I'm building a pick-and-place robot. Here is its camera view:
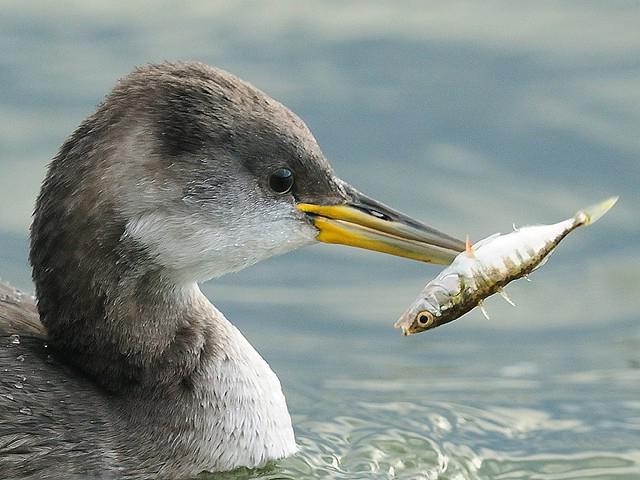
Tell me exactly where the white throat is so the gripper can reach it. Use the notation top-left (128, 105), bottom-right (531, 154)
top-left (122, 199), bottom-right (317, 283)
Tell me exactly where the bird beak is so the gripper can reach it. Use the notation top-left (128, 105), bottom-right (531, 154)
top-left (297, 185), bottom-right (465, 265)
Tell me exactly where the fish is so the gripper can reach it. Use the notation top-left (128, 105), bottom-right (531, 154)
top-left (395, 197), bottom-right (618, 336)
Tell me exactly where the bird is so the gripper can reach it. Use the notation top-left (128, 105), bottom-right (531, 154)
top-left (0, 62), bottom-right (465, 479)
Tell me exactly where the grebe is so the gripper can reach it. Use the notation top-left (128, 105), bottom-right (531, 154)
top-left (0, 62), bottom-right (464, 479)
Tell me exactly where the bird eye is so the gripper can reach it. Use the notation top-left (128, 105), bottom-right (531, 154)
top-left (416, 310), bottom-right (434, 327)
top-left (269, 168), bottom-right (294, 194)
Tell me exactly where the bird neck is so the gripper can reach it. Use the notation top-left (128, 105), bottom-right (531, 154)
top-left (37, 253), bottom-right (206, 391)
top-left (34, 241), bottom-right (251, 394)
top-left (35, 259), bottom-right (298, 471)
top-left (112, 284), bottom-right (297, 473)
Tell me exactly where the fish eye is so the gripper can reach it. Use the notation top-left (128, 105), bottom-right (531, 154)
top-left (416, 310), bottom-right (434, 328)
top-left (269, 168), bottom-right (294, 194)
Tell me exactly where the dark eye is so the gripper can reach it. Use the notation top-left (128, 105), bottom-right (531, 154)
top-left (417, 311), bottom-right (434, 327)
top-left (269, 168), bottom-right (294, 194)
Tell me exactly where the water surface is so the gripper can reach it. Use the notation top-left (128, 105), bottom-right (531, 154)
top-left (1, 2), bottom-right (639, 479)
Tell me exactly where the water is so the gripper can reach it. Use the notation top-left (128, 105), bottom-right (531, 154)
top-left (1, 2), bottom-right (639, 479)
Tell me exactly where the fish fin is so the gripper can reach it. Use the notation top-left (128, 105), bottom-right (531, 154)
top-left (498, 288), bottom-right (516, 306)
top-left (465, 234), bottom-right (475, 258)
top-left (512, 223), bottom-right (519, 231)
top-left (478, 300), bottom-right (491, 320)
top-left (523, 274), bottom-right (532, 282)
top-left (575, 196), bottom-right (618, 226)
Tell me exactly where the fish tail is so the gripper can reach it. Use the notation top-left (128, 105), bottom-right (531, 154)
top-left (575, 196), bottom-right (619, 226)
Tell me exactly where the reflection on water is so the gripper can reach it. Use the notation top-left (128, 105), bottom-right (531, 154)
top-left (1, 1), bottom-right (640, 479)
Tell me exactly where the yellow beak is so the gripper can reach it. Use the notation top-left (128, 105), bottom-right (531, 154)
top-left (297, 194), bottom-right (464, 265)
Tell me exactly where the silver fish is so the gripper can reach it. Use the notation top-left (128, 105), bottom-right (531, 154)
top-left (395, 197), bottom-right (618, 335)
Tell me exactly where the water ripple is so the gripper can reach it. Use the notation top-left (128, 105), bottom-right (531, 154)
top-left (204, 393), bottom-right (640, 479)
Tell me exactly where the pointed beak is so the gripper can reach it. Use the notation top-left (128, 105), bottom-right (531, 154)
top-left (297, 185), bottom-right (464, 265)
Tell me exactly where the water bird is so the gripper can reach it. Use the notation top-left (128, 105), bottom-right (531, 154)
top-left (0, 62), bottom-right (464, 479)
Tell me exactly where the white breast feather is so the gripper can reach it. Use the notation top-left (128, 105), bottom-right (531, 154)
top-left (162, 305), bottom-right (297, 477)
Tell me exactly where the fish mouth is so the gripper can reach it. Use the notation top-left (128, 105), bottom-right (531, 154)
top-left (297, 184), bottom-right (465, 265)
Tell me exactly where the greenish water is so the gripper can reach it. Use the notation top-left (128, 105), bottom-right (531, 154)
top-left (1, 2), bottom-right (639, 479)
